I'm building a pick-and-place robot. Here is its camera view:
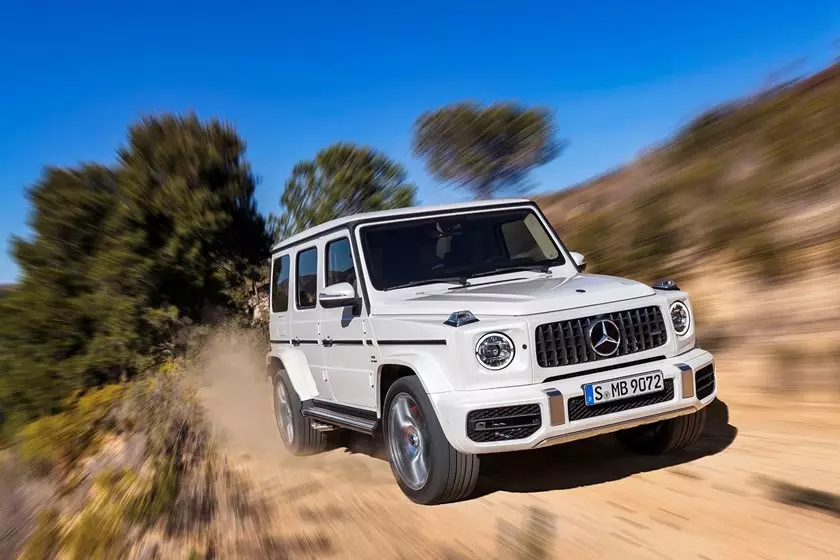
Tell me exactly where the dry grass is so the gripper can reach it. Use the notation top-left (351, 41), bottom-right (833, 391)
top-left (10, 328), bottom-right (333, 559)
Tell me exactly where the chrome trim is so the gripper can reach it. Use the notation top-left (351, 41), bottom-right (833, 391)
top-left (533, 405), bottom-right (700, 449)
top-left (588, 319), bottom-right (621, 357)
top-left (676, 363), bottom-right (695, 399)
top-left (543, 388), bottom-right (566, 426)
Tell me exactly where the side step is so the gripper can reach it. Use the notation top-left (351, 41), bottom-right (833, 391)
top-left (301, 401), bottom-right (378, 435)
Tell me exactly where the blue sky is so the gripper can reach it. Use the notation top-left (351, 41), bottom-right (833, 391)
top-left (2, 1), bottom-right (839, 282)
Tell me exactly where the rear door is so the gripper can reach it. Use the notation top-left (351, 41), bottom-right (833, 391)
top-left (291, 244), bottom-right (333, 401)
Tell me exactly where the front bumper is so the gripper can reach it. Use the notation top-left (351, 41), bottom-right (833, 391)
top-left (430, 347), bottom-right (715, 455)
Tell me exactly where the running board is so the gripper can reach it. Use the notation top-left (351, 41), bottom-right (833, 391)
top-left (301, 402), bottom-right (378, 435)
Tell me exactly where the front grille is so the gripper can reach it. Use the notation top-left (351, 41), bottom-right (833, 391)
top-left (567, 379), bottom-right (674, 421)
top-left (535, 306), bottom-right (668, 368)
top-left (695, 364), bottom-right (715, 400)
top-left (466, 404), bottom-right (542, 442)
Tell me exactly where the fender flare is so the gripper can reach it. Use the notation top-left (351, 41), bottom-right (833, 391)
top-left (376, 353), bottom-right (452, 414)
top-left (266, 346), bottom-right (319, 401)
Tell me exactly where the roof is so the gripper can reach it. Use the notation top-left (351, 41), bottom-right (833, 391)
top-left (271, 198), bottom-right (533, 251)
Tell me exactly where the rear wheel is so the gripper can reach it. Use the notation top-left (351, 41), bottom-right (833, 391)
top-left (383, 376), bottom-right (479, 504)
top-left (273, 369), bottom-right (326, 455)
top-left (616, 407), bottom-right (707, 455)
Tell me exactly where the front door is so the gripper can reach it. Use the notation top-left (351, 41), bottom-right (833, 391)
top-left (319, 233), bottom-right (375, 410)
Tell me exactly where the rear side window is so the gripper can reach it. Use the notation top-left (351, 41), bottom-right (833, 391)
top-left (296, 247), bottom-right (318, 309)
top-left (271, 255), bottom-right (290, 313)
top-left (325, 238), bottom-right (356, 287)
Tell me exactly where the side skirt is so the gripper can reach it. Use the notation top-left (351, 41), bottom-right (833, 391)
top-left (301, 399), bottom-right (379, 435)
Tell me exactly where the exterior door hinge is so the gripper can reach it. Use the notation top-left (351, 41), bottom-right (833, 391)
top-left (322, 368), bottom-right (328, 382)
top-left (369, 371), bottom-right (374, 388)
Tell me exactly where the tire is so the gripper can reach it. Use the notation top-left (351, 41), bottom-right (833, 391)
top-left (272, 369), bottom-right (326, 455)
top-left (616, 406), bottom-right (707, 455)
top-left (383, 376), bottom-right (479, 504)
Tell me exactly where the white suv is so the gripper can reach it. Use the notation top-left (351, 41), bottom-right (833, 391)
top-left (266, 199), bottom-right (716, 504)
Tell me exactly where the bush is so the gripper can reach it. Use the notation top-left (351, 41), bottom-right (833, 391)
top-left (17, 384), bottom-right (125, 474)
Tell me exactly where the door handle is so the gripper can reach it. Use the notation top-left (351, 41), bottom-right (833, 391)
top-left (292, 337), bottom-right (301, 347)
top-left (322, 337), bottom-right (333, 347)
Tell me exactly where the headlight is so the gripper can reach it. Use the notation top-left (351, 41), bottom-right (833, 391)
top-left (670, 301), bottom-right (691, 336)
top-left (475, 332), bottom-right (515, 370)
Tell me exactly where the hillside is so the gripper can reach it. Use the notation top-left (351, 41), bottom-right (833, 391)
top-left (0, 284), bottom-right (13, 299)
top-left (542, 62), bottom-right (840, 280)
top-left (538, 61), bottom-right (840, 398)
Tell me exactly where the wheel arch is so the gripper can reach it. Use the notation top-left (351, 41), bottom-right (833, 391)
top-left (376, 354), bottom-right (452, 417)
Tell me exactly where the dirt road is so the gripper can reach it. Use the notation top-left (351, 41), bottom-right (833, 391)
top-left (199, 341), bottom-right (840, 559)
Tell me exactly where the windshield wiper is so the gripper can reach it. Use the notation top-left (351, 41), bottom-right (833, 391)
top-left (383, 276), bottom-right (469, 291)
top-left (468, 263), bottom-right (553, 279)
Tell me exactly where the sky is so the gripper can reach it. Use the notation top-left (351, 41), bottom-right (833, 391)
top-left (1, 1), bottom-right (839, 282)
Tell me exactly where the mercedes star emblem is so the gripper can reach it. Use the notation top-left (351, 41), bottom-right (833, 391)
top-left (589, 319), bottom-right (621, 357)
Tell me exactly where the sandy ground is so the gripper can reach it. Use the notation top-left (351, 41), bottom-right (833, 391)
top-left (198, 342), bottom-right (840, 559)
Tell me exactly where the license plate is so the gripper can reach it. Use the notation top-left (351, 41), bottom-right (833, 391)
top-left (584, 371), bottom-right (665, 406)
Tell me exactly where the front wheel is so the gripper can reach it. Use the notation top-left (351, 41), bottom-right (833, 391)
top-left (616, 407), bottom-right (707, 455)
top-left (383, 376), bottom-right (479, 504)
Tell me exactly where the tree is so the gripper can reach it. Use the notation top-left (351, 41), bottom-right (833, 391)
top-left (273, 143), bottom-right (416, 239)
top-left (0, 165), bottom-right (117, 428)
top-left (86, 114), bottom-right (272, 377)
top-left (412, 102), bottom-right (562, 199)
top-left (0, 114), bottom-right (272, 436)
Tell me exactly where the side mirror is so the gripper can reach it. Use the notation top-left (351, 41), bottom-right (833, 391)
top-left (319, 282), bottom-right (357, 308)
top-left (570, 251), bottom-right (587, 271)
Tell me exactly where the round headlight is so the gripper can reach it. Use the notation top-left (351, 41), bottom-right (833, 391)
top-left (670, 301), bottom-right (691, 336)
top-left (475, 332), bottom-right (515, 370)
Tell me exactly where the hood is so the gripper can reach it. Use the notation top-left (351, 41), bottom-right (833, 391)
top-left (372, 273), bottom-right (656, 317)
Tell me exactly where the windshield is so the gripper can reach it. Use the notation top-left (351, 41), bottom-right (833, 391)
top-left (360, 209), bottom-right (565, 291)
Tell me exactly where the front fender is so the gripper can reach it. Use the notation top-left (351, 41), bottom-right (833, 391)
top-left (266, 346), bottom-right (319, 401)
top-left (376, 353), bottom-right (452, 413)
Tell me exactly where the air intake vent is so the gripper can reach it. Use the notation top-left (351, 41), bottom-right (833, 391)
top-left (466, 404), bottom-right (542, 442)
top-left (535, 306), bottom-right (668, 368)
top-left (695, 364), bottom-right (715, 400)
top-left (567, 379), bottom-right (675, 421)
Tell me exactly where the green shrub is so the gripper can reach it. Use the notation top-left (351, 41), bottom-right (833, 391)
top-left (17, 384), bottom-right (125, 474)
